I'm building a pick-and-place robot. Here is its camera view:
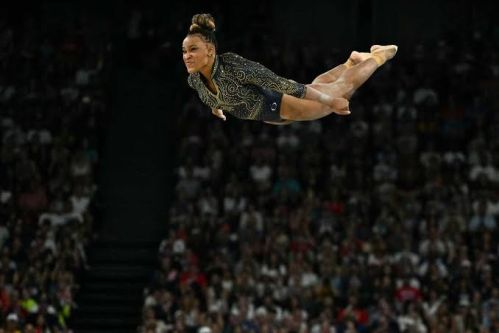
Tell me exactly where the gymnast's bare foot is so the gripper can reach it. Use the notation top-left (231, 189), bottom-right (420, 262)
top-left (330, 97), bottom-right (349, 113)
top-left (370, 45), bottom-right (398, 66)
top-left (349, 51), bottom-right (373, 65)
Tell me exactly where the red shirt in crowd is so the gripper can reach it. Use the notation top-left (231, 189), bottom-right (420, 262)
top-left (395, 285), bottom-right (422, 302)
top-left (337, 307), bottom-right (369, 325)
top-left (180, 267), bottom-right (207, 288)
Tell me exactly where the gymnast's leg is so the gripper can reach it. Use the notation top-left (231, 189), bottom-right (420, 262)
top-left (278, 94), bottom-right (350, 122)
top-left (266, 45), bottom-right (398, 124)
top-left (311, 51), bottom-right (373, 84)
top-left (310, 45), bottom-right (398, 101)
top-left (277, 56), bottom-right (385, 123)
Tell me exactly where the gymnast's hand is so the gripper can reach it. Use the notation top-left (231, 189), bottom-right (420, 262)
top-left (212, 108), bottom-right (226, 121)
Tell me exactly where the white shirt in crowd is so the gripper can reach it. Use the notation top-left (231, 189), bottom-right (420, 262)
top-left (38, 211), bottom-right (83, 227)
top-left (469, 214), bottom-right (496, 232)
top-left (250, 164), bottom-right (272, 183)
top-left (240, 210), bottom-right (264, 232)
top-left (277, 129), bottom-right (300, 149)
top-left (27, 129), bottom-right (52, 144)
top-left (472, 199), bottom-right (499, 216)
top-left (469, 163), bottom-right (499, 182)
top-left (70, 195), bottom-right (90, 215)
top-left (223, 196), bottom-right (247, 214)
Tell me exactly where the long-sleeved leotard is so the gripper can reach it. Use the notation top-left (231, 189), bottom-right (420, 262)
top-left (187, 52), bottom-right (306, 121)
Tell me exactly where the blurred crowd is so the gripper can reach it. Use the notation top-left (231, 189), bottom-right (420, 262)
top-left (141, 24), bottom-right (499, 333)
top-left (3, 3), bottom-right (496, 333)
top-left (0, 11), bottom-right (108, 332)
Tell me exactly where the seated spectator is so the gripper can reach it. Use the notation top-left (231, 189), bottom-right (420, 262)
top-left (469, 199), bottom-right (497, 232)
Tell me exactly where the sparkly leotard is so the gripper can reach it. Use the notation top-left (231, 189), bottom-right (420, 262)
top-left (187, 52), bottom-right (306, 121)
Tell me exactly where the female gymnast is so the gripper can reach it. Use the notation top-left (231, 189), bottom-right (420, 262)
top-left (182, 13), bottom-right (397, 125)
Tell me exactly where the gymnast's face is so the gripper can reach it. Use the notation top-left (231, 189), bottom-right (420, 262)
top-left (182, 35), bottom-right (215, 74)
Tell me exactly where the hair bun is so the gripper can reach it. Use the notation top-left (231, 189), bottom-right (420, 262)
top-left (190, 13), bottom-right (216, 33)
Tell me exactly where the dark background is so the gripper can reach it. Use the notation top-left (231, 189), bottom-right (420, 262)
top-left (1, 0), bottom-right (498, 331)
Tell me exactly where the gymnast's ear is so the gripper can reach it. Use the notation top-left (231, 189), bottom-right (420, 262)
top-left (207, 43), bottom-right (215, 56)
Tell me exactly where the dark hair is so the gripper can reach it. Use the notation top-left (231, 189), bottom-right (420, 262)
top-left (188, 13), bottom-right (217, 49)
